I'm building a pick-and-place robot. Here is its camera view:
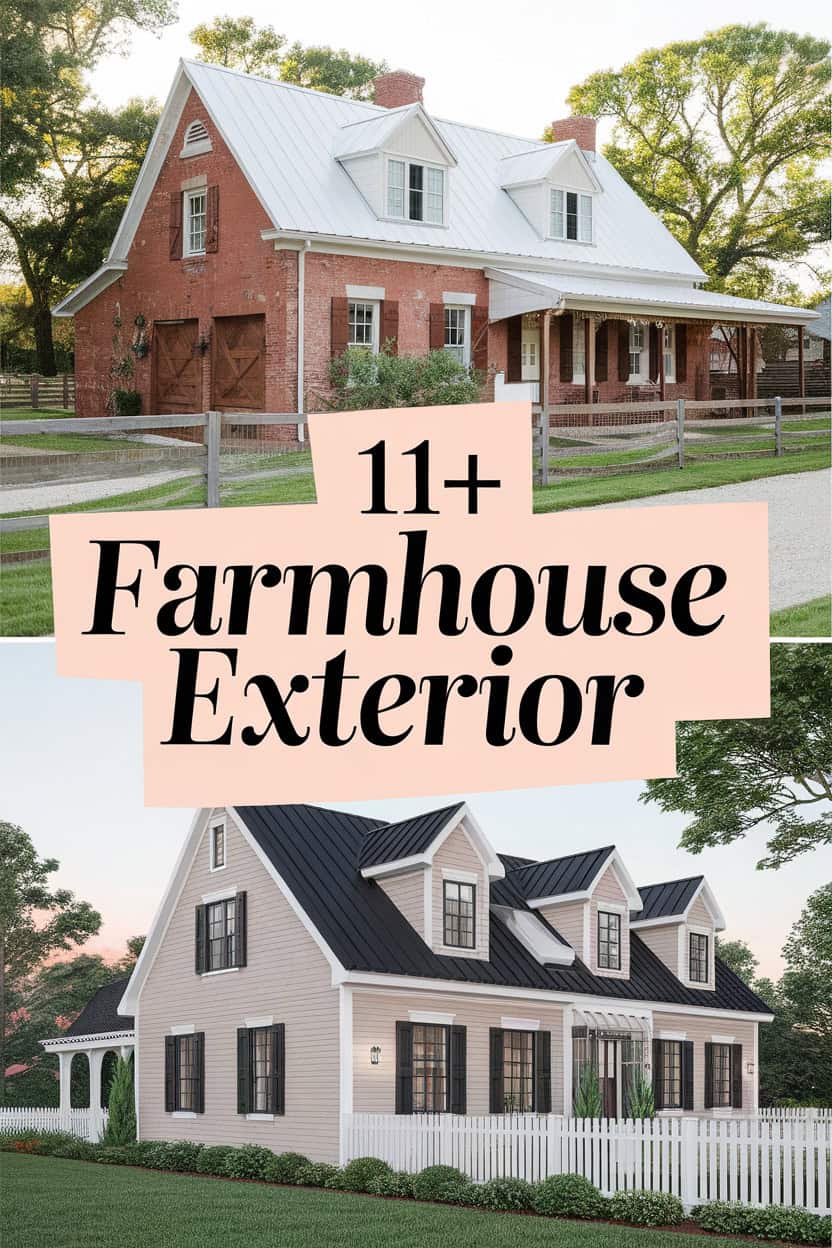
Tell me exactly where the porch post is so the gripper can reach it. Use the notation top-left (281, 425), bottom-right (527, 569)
top-left (583, 317), bottom-right (594, 409)
top-left (659, 323), bottom-right (666, 401)
top-left (58, 1050), bottom-right (73, 1114)
top-left (540, 309), bottom-right (551, 486)
top-left (87, 1048), bottom-right (105, 1140)
top-left (748, 327), bottom-right (757, 400)
top-left (797, 324), bottom-right (806, 412)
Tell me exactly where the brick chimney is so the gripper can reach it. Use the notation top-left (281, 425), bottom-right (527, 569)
top-left (550, 115), bottom-right (597, 152)
top-left (373, 69), bottom-right (425, 109)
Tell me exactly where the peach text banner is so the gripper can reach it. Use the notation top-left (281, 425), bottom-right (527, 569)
top-left (50, 402), bottom-right (770, 806)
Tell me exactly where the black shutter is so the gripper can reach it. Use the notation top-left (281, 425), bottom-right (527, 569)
top-left (535, 1030), bottom-right (552, 1114)
top-left (681, 1040), bottom-right (694, 1111)
top-left (506, 316), bottom-right (522, 383)
top-left (595, 322), bottom-right (608, 382)
top-left (194, 1031), bottom-right (205, 1114)
top-left (235, 891), bottom-right (247, 968)
top-left (164, 1035), bottom-right (176, 1112)
top-left (731, 1044), bottom-right (743, 1109)
top-left (489, 1028), bottom-right (504, 1113)
top-left (395, 1022), bottom-right (413, 1114)
top-left (704, 1042), bottom-right (714, 1110)
top-left (617, 321), bottom-right (630, 382)
top-left (649, 324), bottom-right (660, 383)
top-left (273, 1023), bottom-right (285, 1115)
top-left (205, 185), bottom-right (219, 253)
top-left (652, 1039), bottom-right (664, 1111)
top-left (237, 1027), bottom-right (250, 1114)
top-left (194, 904), bottom-right (207, 974)
top-left (450, 1026), bottom-right (466, 1115)
top-left (676, 324), bottom-right (687, 383)
top-left (559, 313), bottom-right (573, 382)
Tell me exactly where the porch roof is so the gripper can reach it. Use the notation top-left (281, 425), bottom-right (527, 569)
top-left (485, 267), bottom-right (818, 327)
top-left (573, 1008), bottom-right (650, 1035)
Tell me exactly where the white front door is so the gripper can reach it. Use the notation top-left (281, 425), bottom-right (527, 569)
top-left (521, 315), bottom-right (540, 381)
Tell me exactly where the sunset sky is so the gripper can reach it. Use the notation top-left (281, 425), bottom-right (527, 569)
top-left (1, 641), bottom-right (828, 979)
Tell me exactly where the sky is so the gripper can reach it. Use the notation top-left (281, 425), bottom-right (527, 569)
top-left (87, 0), bottom-right (831, 144)
top-left (1, 640), bottom-right (829, 980)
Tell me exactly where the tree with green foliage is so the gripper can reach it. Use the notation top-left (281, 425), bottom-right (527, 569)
top-left (562, 24), bottom-right (830, 288)
top-left (190, 16), bottom-right (385, 100)
top-left (780, 883), bottom-right (831, 1040)
top-left (0, 821), bottom-right (100, 1105)
top-left (641, 645), bottom-right (831, 869)
top-left (104, 1055), bottom-right (136, 1144)
top-left (715, 937), bottom-right (760, 984)
top-left (327, 347), bottom-right (482, 411)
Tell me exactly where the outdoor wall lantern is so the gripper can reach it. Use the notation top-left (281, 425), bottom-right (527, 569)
top-left (746, 1062), bottom-right (755, 1075)
top-left (370, 1045), bottom-right (381, 1066)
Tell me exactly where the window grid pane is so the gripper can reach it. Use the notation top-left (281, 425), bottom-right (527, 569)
top-left (629, 323), bottom-right (644, 377)
top-left (252, 1027), bottom-right (272, 1113)
top-left (444, 306), bottom-right (466, 364)
top-left (573, 319), bottom-right (586, 380)
top-left (566, 191), bottom-right (578, 240)
top-left (412, 1023), bottom-right (447, 1112)
top-left (711, 1043), bottom-right (732, 1107)
top-left (387, 159), bottom-right (405, 217)
top-left (598, 910), bottom-right (621, 970)
top-left (443, 880), bottom-right (475, 948)
top-left (661, 1040), bottom-right (682, 1109)
top-left (212, 825), bottom-right (224, 868)
top-left (550, 189), bottom-right (564, 238)
top-left (663, 325), bottom-right (675, 378)
top-left (348, 301), bottom-right (375, 348)
top-left (579, 194), bottom-right (593, 242)
top-left (187, 192), bottom-right (206, 254)
top-left (207, 898), bottom-right (235, 971)
top-left (690, 932), bottom-right (709, 982)
top-left (425, 167), bottom-right (444, 224)
top-left (177, 1035), bottom-right (197, 1111)
top-left (502, 1029), bottom-right (534, 1112)
top-left (408, 163), bottom-right (424, 221)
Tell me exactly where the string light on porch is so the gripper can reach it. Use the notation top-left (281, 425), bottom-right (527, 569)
top-left (370, 1045), bottom-right (381, 1066)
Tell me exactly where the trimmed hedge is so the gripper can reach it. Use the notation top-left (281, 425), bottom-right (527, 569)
top-left (366, 1169), bottom-right (415, 1198)
top-left (296, 1161), bottom-right (340, 1188)
top-left (412, 1164), bottom-right (471, 1203)
top-left (532, 1173), bottom-right (606, 1218)
top-left (195, 1145), bottom-right (236, 1175)
top-left (608, 1189), bottom-right (685, 1227)
top-left (334, 1156), bottom-right (393, 1192)
top-left (268, 1151), bottom-right (311, 1184)
top-left (473, 1177), bottom-right (535, 1211)
top-left (692, 1201), bottom-right (831, 1245)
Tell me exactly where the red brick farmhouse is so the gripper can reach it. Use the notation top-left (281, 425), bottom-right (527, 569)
top-left (54, 62), bottom-right (817, 422)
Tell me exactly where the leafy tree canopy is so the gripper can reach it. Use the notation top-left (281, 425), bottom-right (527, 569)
top-left (641, 645), bottom-right (831, 868)
top-left (781, 882), bottom-right (831, 1039)
top-left (562, 24), bottom-right (831, 285)
top-left (190, 16), bottom-right (386, 99)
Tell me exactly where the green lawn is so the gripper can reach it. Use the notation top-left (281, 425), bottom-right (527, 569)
top-left (0, 1154), bottom-right (749, 1248)
top-left (0, 406), bottom-right (74, 420)
top-left (0, 561), bottom-right (53, 636)
top-left (769, 595), bottom-right (832, 638)
top-left (1, 432), bottom-right (157, 452)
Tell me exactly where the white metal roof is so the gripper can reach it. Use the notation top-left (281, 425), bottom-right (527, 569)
top-left (486, 268), bottom-right (817, 326)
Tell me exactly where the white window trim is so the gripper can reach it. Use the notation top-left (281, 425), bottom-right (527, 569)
top-left (246, 1112), bottom-right (275, 1121)
top-left (346, 285), bottom-right (385, 301)
top-left (711, 1034), bottom-right (735, 1044)
top-left (628, 321), bottom-right (648, 384)
top-left (200, 966), bottom-right (240, 979)
top-left (170, 1024), bottom-right (195, 1036)
top-left (172, 1110), bottom-right (197, 1119)
top-left (595, 903), bottom-right (626, 974)
top-left (408, 1010), bottom-right (455, 1026)
top-left (347, 299), bottom-right (381, 354)
top-left (441, 867), bottom-right (478, 884)
top-left (209, 817), bottom-right (227, 873)
top-left (244, 1016), bottom-right (274, 1030)
top-left (547, 187), bottom-right (594, 243)
top-left (201, 886), bottom-right (237, 904)
top-left (183, 188), bottom-right (207, 258)
top-left (663, 324), bottom-right (676, 383)
top-left (680, 923), bottom-right (715, 989)
top-left (383, 155), bottom-right (448, 227)
top-left (443, 291), bottom-right (476, 306)
top-left (572, 317), bottom-right (586, 383)
top-left (658, 1030), bottom-right (687, 1041)
top-left (500, 1016), bottom-right (540, 1031)
top-left (444, 304), bottom-right (471, 368)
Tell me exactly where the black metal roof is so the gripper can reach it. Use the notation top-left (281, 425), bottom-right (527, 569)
top-left (63, 978), bottom-right (134, 1037)
top-left (358, 803), bottom-right (464, 868)
top-left (238, 805), bottom-right (771, 1015)
top-left (506, 846), bottom-right (616, 901)
top-left (634, 877), bottom-right (704, 923)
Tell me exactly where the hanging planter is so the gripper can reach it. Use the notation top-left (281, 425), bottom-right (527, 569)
top-left (130, 315), bottom-right (150, 359)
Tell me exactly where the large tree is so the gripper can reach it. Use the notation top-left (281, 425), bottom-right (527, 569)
top-left (641, 644), bottom-right (832, 868)
top-left (563, 24), bottom-right (830, 286)
top-left (190, 16), bottom-right (385, 100)
top-left (0, 821), bottom-right (100, 1105)
top-left (780, 883), bottom-right (832, 1040)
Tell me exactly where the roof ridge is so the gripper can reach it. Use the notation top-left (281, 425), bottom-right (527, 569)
top-left (638, 874), bottom-right (704, 892)
top-left (361, 800), bottom-right (463, 838)
top-left (182, 57), bottom-right (384, 113)
top-left (506, 844), bottom-right (615, 874)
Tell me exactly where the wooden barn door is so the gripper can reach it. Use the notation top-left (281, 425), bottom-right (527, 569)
top-left (152, 319), bottom-right (201, 413)
top-left (212, 314), bottom-right (266, 412)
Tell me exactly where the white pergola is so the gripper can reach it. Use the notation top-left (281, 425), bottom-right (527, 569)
top-left (40, 1028), bottom-right (135, 1137)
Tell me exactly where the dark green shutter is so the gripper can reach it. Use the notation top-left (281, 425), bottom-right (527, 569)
top-left (164, 1035), bottom-right (176, 1111)
top-left (559, 313), bottom-right (573, 382)
top-left (450, 1026), bottom-right (466, 1114)
top-left (676, 324), bottom-right (687, 382)
top-left (649, 324), bottom-right (660, 382)
top-left (617, 321), bottom-right (630, 381)
top-left (273, 1024), bottom-right (285, 1115)
top-left (395, 1022), bottom-right (413, 1114)
top-left (489, 1029), bottom-right (504, 1113)
top-left (681, 1040), bottom-right (694, 1111)
top-left (195, 904), bottom-right (207, 973)
top-left (652, 1039), bottom-right (664, 1111)
top-left (704, 1042), bottom-right (714, 1110)
top-left (235, 891), bottom-right (247, 967)
top-left (731, 1044), bottom-right (743, 1109)
top-left (194, 1031), bottom-right (205, 1114)
top-left (535, 1030), bottom-right (552, 1113)
top-left (237, 1028), bottom-right (251, 1114)
top-left (595, 322), bottom-right (608, 382)
top-left (506, 316), bottom-right (522, 383)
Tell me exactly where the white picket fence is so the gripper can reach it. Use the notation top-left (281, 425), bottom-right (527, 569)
top-left (342, 1113), bottom-right (832, 1214)
top-left (0, 1106), bottom-right (108, 1142)
top-left (757, 1108), bottom-right (832, 1122)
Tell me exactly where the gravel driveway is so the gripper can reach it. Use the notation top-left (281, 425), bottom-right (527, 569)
top-left (591, 468), bottom-right (831, 610)
top-left (0, 468), bottom-right (190, 515)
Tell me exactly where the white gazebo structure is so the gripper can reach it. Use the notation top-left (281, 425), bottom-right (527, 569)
top-left (39, 978), bottom-right (134, 1141)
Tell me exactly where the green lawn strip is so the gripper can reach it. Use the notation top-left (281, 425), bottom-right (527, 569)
top-left (0, 406), bottom-right (74, 420)
top-left (0, 1154), bottom-right (750, 1248)
top-left (1, 432), bottom-right (168, 453)
top-left (533, 448), bottom-right (830, 512)
top-left (549, 446), bottom-right (674, 470)
top-left (769, 595), bottom-right (832, 638)
top-left (0, 562), bottom-right (53, 636)
top-left (1, 526), bottom-right (50, 556)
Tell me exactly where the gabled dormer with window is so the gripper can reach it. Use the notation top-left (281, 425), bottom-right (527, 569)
top-left (631, 877), bottom-right (725, 991)
top-left (334, 103), bottom-right (457, 227)
top-left (499, 140), bottom-right (601, 245)
top-left (358, 803), bottom-right (503, 960)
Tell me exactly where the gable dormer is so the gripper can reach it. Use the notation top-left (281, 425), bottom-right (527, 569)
top-left (359, 803), bottom-right (503, 960)
top-left (499, 140), bottom-right (601, 244)
top-left (335, 104), bottom-right (457, 226)
top-left (631, 878), bottom-right (725, 991)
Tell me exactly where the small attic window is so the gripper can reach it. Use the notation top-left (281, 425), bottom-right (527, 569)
top-left (549, 189), bottom-right (592, 242)
top-left (180, 120), bottom-right (212, 159)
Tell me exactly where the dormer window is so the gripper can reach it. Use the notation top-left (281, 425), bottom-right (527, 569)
top-left (387, 159), bottom-right (444, 224)
top-left (549, 189), bottom-right (592, 242)
top-left (598, 910), bottom-right (621, 970)
top-left (689, 932), bottom-right (709, 983)
top-left (443, 880), bottom-right (475, 948)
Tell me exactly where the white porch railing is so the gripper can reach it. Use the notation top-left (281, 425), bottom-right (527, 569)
top-left (0, 1106), bottom-right (108, 1142)
top-left (341, 1113), bottom-right (832, 1214)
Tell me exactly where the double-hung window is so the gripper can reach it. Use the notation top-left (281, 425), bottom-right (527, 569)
top-left (195, 892), bottom-right (246, 973)
top-left (597, 910), bottom-right (621, 970)
top-left (549, 189), bottom-right (592, 241)
top-left (444, 306), bottom-right (470, 367)
top-left (184, 189), bottom-right (207, 256)
top-left (629, 323), bottom-right (646, 380)
top-left (412, 1023), bottom-right (449, 1112)
top-left (659, 1039), bottom-right (682, 1109)
top-left (165, 1032), bottom-right (204, 1113)
top-left (347, 301), bottom-right (379, 353)
top-left (689, 932), bottom-right (709, 983)
top-left (663, 326), bottom-right (676, 381)
top-left (387, 160), bottom-right (444, 224)
top-left (572, 318), bottom-right (586, 383)
top-left (708, 1043), bottom-right (732, 1107)
top-left (443, 880), bottom-right (475, 948)
top-left (210, 822), bottom-right (225, 870)
top-left (237, 1023), bottom-right (285, 1115)
top-left (502, 1029), bottom-right (535, 1112)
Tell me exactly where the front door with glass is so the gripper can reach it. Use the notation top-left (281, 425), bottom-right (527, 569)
top-left (521, 314), bottom-right (540, 381)
top-left (599, 1038), bottom-right (618, 1118)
